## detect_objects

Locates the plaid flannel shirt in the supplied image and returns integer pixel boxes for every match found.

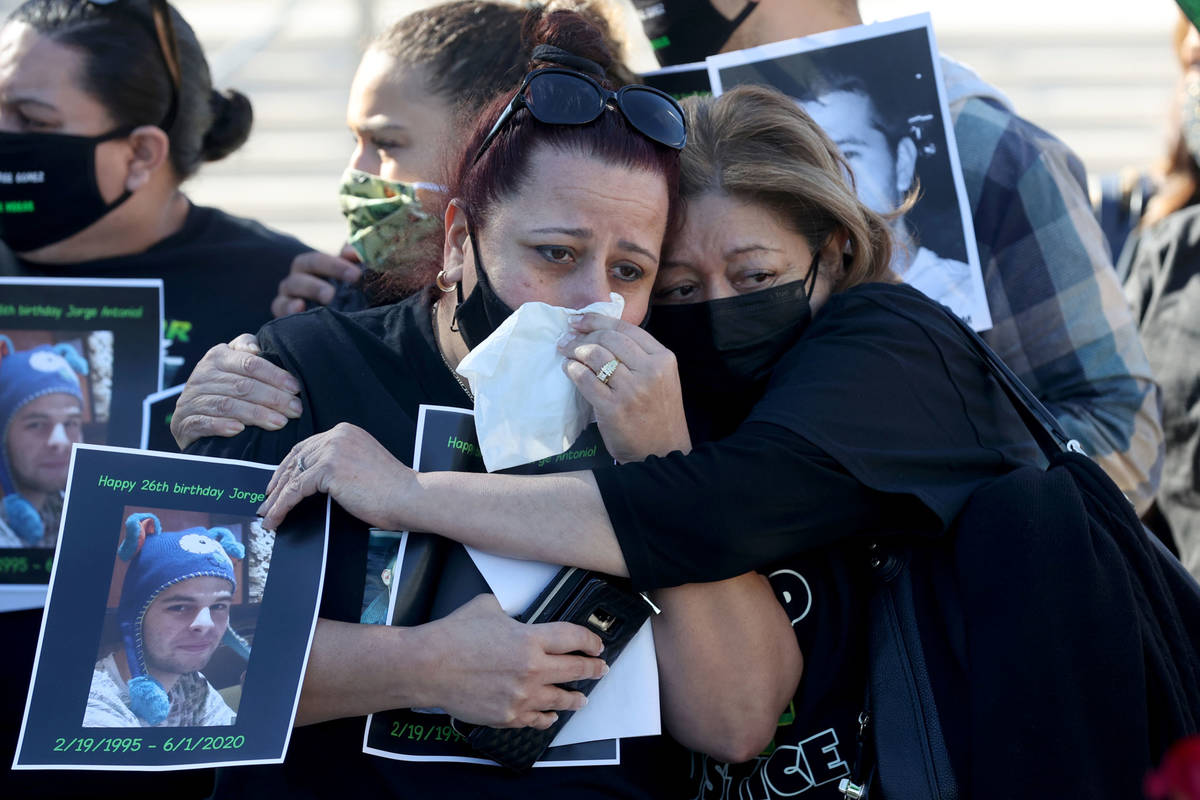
[949,93,1163,511]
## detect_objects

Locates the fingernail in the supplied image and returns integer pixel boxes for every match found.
[568,313,584,325]
[287,398,303,416]
[600,662,610,676]
[222,421,245,436]
[256,502,267,515]
[266,412,287,430]
[284,377,302,394]
[556,331,573,347]
[579,695,589,706]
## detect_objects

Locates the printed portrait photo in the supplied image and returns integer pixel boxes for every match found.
[84,507,274,728]
[0,329,113,549]
[710,20,992,328]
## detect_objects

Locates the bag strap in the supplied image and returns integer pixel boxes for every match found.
[939,308,1083,460]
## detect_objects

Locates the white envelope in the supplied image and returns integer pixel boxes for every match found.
[456,293,624,472]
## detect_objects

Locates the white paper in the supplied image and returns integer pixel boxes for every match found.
[464,546,661,747]
[456,294,624,472]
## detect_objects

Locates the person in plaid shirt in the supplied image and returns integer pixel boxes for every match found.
[634,0,1164,512]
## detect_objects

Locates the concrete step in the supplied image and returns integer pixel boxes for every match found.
[211,129,352,171]
[233,89,351,128]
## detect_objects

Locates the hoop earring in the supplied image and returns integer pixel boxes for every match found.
[435,270,456,293]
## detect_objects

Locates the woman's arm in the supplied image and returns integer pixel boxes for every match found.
[257,420,909,591]
[653,574,802,763]
[296,595,609,729]
[258,427,628,574]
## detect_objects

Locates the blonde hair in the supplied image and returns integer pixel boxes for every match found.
[678,85,896,291]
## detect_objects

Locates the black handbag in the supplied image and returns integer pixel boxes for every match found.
[840,307,1200,800]
[457,566,655,770]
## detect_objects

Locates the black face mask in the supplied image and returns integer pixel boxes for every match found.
[0,127,136,253]
[452,225,516,350]
[633,0,759,67]
[649,257,817,392]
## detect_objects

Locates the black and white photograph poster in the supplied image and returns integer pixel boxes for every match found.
[0,278,163,612]
[363,405,659,768]
[13,445,328,770]
[707,14,991,330]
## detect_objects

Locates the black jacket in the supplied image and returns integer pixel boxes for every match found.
[945,451,1200,799]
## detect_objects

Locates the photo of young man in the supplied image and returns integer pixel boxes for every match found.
[85,511,251,728]
[0,338,89,548]
[794,72,976,311]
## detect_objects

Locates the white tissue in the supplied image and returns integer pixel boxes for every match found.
[456,293,624,472]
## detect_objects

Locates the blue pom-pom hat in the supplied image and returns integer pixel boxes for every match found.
[116,512,248,724]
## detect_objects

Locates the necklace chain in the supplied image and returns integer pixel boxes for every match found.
[433,296,474,401]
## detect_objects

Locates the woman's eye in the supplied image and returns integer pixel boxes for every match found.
[611,263,645,283]
[537,245,574,264]
[14,109,54,131]
[734,270,776,290]
[372,137,403,151]
[653,283,698,303]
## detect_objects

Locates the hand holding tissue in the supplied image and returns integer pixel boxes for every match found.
[456,293,624,471]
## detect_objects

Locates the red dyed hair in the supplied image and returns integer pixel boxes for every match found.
[443,8,682,239]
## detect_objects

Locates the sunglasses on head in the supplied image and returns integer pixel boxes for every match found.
[473,68,687,164]
[88,0,182,130]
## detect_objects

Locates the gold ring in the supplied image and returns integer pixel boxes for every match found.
[596,358,620,385]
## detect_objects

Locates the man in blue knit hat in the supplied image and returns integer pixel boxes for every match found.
[85,513,247,728]
[0,339,87,548]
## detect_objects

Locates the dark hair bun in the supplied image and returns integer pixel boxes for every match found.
[201,89,253,162]
[523,8,614,77]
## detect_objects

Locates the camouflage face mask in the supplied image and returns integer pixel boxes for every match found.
[338,168,444,272]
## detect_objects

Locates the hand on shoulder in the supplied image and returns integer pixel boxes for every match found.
[171,334,303,449]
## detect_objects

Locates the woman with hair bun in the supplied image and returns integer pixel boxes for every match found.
[0,0,313,384]
[0,3,309,797]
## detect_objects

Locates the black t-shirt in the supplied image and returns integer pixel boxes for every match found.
[681,548,869,800]
[189,288,687,799]
[17,203,309,384]
[595,283,1043,800]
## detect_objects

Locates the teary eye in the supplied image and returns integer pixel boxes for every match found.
[611,263,645,283]
[537,245,574,264]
